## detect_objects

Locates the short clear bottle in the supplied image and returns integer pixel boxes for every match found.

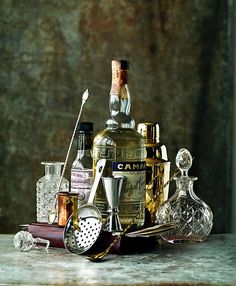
[156,148,213,243]
[36,161,69,223]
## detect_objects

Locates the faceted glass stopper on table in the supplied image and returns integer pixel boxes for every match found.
[156,148,213,243]
[14,231,50,252]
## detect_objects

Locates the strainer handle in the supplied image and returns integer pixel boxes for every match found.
[88,159,106,204]
[72,196,80,231]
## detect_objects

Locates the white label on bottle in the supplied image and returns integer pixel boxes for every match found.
[112,161,146,215]
[71,169,93,202]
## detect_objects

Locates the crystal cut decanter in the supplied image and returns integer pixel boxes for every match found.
[36,162,69,223]
[156,148,213,243]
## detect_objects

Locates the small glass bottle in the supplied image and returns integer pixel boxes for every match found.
[71,122,93,206]
[137,122,170,224]
[93,60,146,227]
[36,162,69,223]
[156,148,213,243]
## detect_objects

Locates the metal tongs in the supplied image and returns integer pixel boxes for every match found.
[125,222,174,238]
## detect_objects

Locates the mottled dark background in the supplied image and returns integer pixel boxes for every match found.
[0,0,234,234]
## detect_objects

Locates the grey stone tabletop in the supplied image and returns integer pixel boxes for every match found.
[0,233,235,286]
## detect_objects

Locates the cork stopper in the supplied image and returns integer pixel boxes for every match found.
[112,60,129,70]
[110,60,129,94]
[137,122,160,144]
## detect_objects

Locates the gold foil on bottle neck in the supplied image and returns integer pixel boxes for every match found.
[137,122,160,144]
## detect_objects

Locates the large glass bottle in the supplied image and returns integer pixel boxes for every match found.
[71,122,93,206]
[93,60,146,227]
[36,161,69,223]
[156,148,213,243]
[137,122,170,224]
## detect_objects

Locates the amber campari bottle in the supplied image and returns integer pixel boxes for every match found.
[93,60,146,227]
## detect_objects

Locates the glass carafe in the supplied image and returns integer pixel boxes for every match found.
[36,161,69,223]
[156,148,213,243]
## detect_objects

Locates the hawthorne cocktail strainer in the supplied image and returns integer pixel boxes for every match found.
[63,159,106,255]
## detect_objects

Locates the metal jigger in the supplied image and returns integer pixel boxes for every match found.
[102,176,124,233]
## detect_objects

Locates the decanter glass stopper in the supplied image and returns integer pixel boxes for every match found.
[14,231,50,252]
[175,148,192,177]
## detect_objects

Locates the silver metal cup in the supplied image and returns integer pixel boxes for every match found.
[102,176,124,233]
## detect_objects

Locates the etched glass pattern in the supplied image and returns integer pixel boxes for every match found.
[156,148,213,243]
[14,231,50,251]
[36,162,69,223]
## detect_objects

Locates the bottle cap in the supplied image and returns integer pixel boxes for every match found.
[137,122,160,144]
[78,122,93,133]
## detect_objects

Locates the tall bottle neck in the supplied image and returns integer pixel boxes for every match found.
[76,133,92,159]
[106,61,135,130]
[174,176,198,198]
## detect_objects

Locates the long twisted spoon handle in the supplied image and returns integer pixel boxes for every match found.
[48,89,89,224]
